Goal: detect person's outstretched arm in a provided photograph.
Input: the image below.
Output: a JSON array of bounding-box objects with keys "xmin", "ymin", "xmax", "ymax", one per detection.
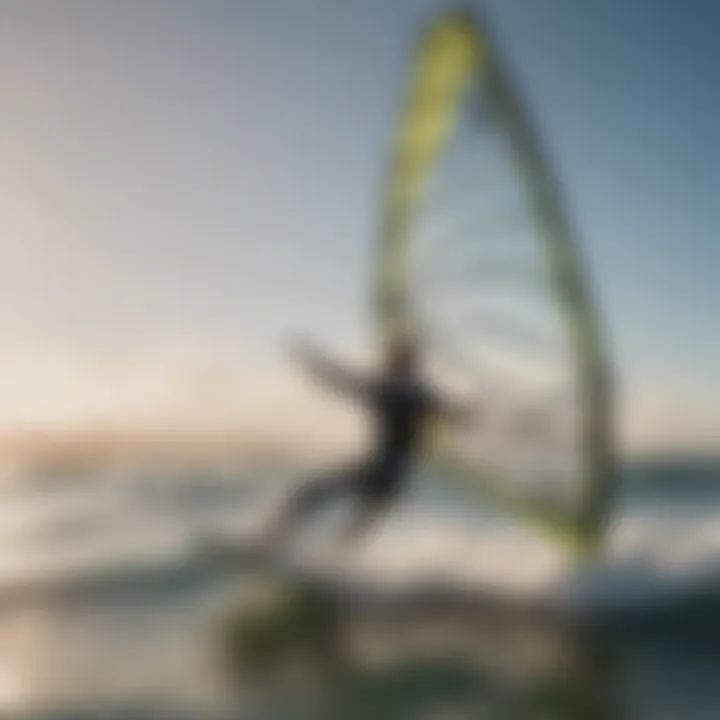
[
  {"xmin": 435, "ymin": 394, "xmax": 484, "ymax": 427},
  {"xmin": 290, "ymin": 339, "xmax": 371, "ymax": 399}
]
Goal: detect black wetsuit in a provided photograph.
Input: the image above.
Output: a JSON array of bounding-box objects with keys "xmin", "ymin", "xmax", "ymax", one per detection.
[
  {"xmin": 288, "ymin": 358, "xmax": 441, "ymax": 520},
  {"xmin": 361, "ymin": 376, "xmax": 438, "ymax": 501}
]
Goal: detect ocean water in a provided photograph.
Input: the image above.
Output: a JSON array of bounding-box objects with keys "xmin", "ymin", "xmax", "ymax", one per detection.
[{"xmin": 0, "ymin": 459, "xmax": 717, "ymax": 718}]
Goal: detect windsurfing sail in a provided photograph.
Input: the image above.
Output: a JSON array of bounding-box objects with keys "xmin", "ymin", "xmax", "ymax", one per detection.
[{"xmin": 376, "ymin": 9, "xmax": 614, "ymax": 553}]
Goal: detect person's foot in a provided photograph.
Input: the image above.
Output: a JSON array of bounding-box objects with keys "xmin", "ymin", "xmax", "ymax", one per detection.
[
  {"xmin": 192, "ymin": 528, "xmax": 238, "ymax": 559},
  {"xmin": 258, "ymin": 511, "xmax": 291, "ymax": 554}
]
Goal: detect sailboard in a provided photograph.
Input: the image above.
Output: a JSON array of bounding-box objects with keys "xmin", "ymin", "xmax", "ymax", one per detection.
[{"xmin": 376, "ymin": 8, "xmax": 615, "ymax": 554}]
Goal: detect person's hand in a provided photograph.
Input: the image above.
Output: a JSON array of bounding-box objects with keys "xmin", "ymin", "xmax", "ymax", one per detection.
[
  {"xmin": 442, "ymin": 395, "xmax": 483, "ymax": 427},
  {"xmin": 458, "ymin": 400, "xmax": 483, "ymax": 426},
  {"xmin": 288, "ymin": 337, "xmax": 327, "ymax": 375},
  {"xmin": 288, "ymin": 336, "xmax": 315, "ymax": 360}
]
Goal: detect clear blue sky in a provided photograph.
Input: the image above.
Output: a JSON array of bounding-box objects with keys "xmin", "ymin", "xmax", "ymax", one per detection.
[{"xmin": 0, "ymin": 0, "xmax": 717, "ymax": 449}]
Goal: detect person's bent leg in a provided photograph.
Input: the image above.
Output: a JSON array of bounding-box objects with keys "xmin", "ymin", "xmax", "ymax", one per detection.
[
  {"xmin": 339, "ymin": 486, "xmax": 395, "ymax": 547},
  {"xmin": 338, "ymin": 461, "xmax": 402, "ymax": 545},
  {"xmin": 263, "ymin": 466, "xmax": 358, "ymax": 547}
]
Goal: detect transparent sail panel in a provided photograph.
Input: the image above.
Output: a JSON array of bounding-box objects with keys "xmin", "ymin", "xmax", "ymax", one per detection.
[{"xmin": 408, "ymin": 75, "xmax": 586, "ymax": 526}]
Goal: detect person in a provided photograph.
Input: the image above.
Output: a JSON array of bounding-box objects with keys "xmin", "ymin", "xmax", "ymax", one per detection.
[{"xmin": 264, "ymin": 333, "xmax": 477, "ymax": 547}]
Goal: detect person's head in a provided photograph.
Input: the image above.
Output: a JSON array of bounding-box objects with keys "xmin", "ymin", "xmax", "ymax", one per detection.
[{"xmin": 386, "ymin": 333, "xmax": 419, "ymax": 375}]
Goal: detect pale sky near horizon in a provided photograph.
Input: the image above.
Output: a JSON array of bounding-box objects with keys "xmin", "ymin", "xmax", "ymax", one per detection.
[{"xmin": 0, "ymin": 0, "xmax": 717, "ymax": 454}]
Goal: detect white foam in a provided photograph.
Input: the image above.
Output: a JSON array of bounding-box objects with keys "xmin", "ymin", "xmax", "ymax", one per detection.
[{"xmin": 0, "ymin": 468, "xmax": 718, "ymax": 613}]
